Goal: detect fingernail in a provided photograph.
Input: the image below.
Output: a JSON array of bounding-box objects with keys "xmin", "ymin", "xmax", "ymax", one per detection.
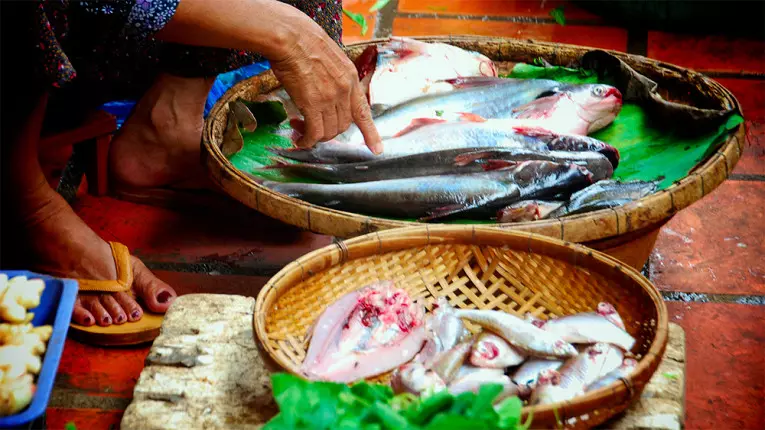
[
  {"xmin": 157, "ymin": 291, "xmax": 173, "ymax": 304},
  {"xmin": 131, "ymin": 310, "xmax": 141, "ymax": 319}
]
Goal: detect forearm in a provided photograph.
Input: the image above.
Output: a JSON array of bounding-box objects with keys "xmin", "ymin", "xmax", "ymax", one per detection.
[{"xmin": 155, "ymin": 0, "xmax": 301, "ymax": 61}]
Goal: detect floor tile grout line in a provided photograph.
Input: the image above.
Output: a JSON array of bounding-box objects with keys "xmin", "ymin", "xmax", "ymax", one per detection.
[
  {"xmin": 661, "ymin": 291, "xmax": 765, "ymax": 306},
  {"xmin": 729, "ymin": 173, "xmax": 765, "ymax": 182},
  {"xmin": 373, "ymin": 0, "xmax": 399, "ymax": 39},
  {"xmin": 394, "ymin": 11, "xmax": 605, "ymax": 27}
]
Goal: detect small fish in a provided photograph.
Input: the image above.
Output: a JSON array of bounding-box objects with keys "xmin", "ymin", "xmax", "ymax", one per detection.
[
  {"xmin": 511, "ymin": 358, "xmax": 564, "ymax": 389},
  {"xmin": 523, "ymin": 313, "xmax": 547, "ymax": 328},
  {"xmin": 597, "ymin": 302, "xmax": 626, "ymax": 330},
  {"xmin": 391, "ymin": 361, "xmax": 446, "ymax": 395},
  {"xmin": 549, "ymin": 180, "xmax": 659, "ymax": 217},
  {"xmin": 531, "ymin": 343, "xmax": 624, "ymax": 405},
  {"xmin": 511, "ymin": 83, "xmax": 622, "ymax": 135},
  {"xmin": 448, "ymin": 368, "xmax": 525, "ymax": 402},
  {"xmin": 417, "ymin": 297, "xmax": 470, "ymax": 367},
  {"xmin": 511, "ymin": 126, "xmax": 620, "ymax": 169},
  {"xmin": 432, "ymin": 338, "xmax": 475, "ymax": 384},
  {"xmin": 454, "ymin": 309, "xmax": 577, "ymax": 358},
  {"xmin": 455, "ymin": 364, "xmax": 505, "ymax": 381},
  {"xmin": 496, "ymin": 200, "xmax": 566, "ymax": 223},
  {"xmin": 470, "ymin": 332, "xmax": 526, "ymax": 369},
  {"xmin": 541, "ymin": 311, "xmax": 636, "ymax": 351},
  {"xmin": 369, "ymin": 37, "xmax": 498, "ymax": 111},
  {"xmin": 301, "ymin": 281, "xmax": 427, "ymax": 383},
  {"xmin": 586, "ymin": 358, "xmax": 638, "ymax": 392}
]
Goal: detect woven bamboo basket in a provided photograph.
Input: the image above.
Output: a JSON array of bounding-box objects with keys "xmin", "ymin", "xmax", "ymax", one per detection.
[
  {"xmin": 254, "ymin": 225, "xmax": 668, "ymax": 429},
  {"xmin": 202, "ymin": 36, "xmax": 745, "ymax": 270}
]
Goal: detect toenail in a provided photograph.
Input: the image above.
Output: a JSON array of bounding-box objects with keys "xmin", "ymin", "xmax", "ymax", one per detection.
[
  {"xmin": 157, "ymin": 291, "xmax": 172, "ymax": 304},
  {"xmin": 104, "ymin": 316, "xmax": 112, "ymax": 325},
  {"xmin": 116, "ymin": 314, "xmax": 126, "ymax": 323},
  {"xmin": 131, "ymin": 310, "xmax": 141, "ymax": 319},
  {"xmin": 84, "ymin": 317, "xmax": 93, "ymax": 325}
]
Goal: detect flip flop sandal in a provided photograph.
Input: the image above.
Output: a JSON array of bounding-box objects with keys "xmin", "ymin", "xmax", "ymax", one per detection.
[{"xmin": 68, "ymin": 242, "xmax": 165, "ymax": 346}]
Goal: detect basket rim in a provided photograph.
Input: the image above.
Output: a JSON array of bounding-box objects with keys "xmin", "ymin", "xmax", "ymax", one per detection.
[
  {"xmin": 253, "ymin": 224, "xmax": 669, "ymax": 424},
  {"xmin": 202, "ymin": 35, "xmax": 744, "ymax": 241}
]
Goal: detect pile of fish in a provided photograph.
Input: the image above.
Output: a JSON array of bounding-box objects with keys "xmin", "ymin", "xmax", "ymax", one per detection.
[
  {"xmin": 300, "ymin": 281, "xmax": 639, "ymax": 408},
  {"xmin": 254, "ymin": 37, "xmax": 657, "ymax": 222}
]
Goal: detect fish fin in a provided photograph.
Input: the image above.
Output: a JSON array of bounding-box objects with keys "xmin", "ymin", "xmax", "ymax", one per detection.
[
  {"xmin": 511, "ymin": 125, "xmax": 559, "ymax": 139},
  {"xmin": 480, "ymin": 159, "xmax": 519, "ymax": 172},
  {"xmin": 453, "ymin": 150, "xmax": 499, "ymax": 166},
  {"xmin": 259, "ymin": 156, "xmax": 294, "ymax": 169},
  {"xmin": 437, "ymin": 76, "xmax": 507, "ymax": 89},
  {"xmin": 419, "ymin": 203, "xmax": 481, "ymax": 222},
  {"xmin": 392, "ymin": 118, "xmax": 448, "ymax": 137},
  {"xmin": 456, "ymin": 112, "xmax": 488, "ymax": 122},
  {"xmin": 511, "ymin": 93, "xmax": 566, "ymax": 119},
  {"xmin": 266, "ymin": 147, "xmax": 323, "ymax": 163}
]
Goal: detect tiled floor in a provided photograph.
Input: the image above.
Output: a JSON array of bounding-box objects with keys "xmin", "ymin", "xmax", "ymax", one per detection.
[{"xmin": 45, "ymin": 1, "xmax": 764, "ymax": 429}]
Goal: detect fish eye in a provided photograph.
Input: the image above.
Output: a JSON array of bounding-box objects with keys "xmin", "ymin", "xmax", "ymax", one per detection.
[{"xmin": 592, "ymin": 86, "xmax": 606, "ymax": 97}]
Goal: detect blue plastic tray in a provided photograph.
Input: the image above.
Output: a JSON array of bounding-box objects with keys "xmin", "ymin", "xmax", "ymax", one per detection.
[{"xmin": 0, "ymin": 271, "xmax": 78, "ymax": 428}]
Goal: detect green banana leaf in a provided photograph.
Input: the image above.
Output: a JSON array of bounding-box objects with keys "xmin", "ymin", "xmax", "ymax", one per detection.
[{"xmin": 227, "ymin": 63, "xmax": 743, "ymax": 223}]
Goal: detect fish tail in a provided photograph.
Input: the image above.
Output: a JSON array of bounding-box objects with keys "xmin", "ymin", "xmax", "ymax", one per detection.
[
  {"xmin": 512, "ymin": 125, "xmax": 558, "ymax": 139},
  {"xmin": 266, "ymin": 147, "xmax": 323, "ymax": 163}
]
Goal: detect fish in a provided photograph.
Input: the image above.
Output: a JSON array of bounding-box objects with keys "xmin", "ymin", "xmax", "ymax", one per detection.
[
  {"xmin": 263, "ymin": 160, "xmax": 594, "ymax": 221},
  {"xmin": 448, "ymin": 367, "xmax": 525, "ymax": 402},
  {"xmin": 511, "ymin": 83, "xmax": 622, "ymax": 135},
  {"xmin": 470, "ymin": 332, "xmax": 526, "ymax": 369},
  {"xmin": 391, "ymin": 361, "xmax": 447, "ymax": 395},
  {"xmin": 597, "ymin": 302, "xmax": 626, "ymax": 330},
  {"xmin": 511, "ymin": 358, "xmax": 564, "ymax": 390},
  {"xmin": 455, "ymin": 364, "xmax": 505, "ymax": 380},
  {"xmin": 267, "ymin": 145, "xmax": 613, "ymax": 184},
  {"xmin": 454, "ymin": 309, "xmax": 578, "ymax": 358},
  {"xmin": 531, "ymin": 343, "xmax": 624, "ymax": 405},
  {"xmin": 331, "ymin": 77, "xmax": 565, "ymax": 145},
  {"xmin": 301, "ymin": 281, "xmax": 427, "ymax": 383},
  {"xmin": 368, "ymin": 37, "xmax": 498, "ymax": 111},
  {"xmin": 416, "ymin": 297, "xmax": 470, "ymax": 367},
  {"xmin": 432, "ymin": 338, "xmax": 476, "ymax": 383},
  {"xmin": 496, "ymin": 200, "xmax": 566, "ymax": 223},
  {"xmin": 510, "ymin": 126, "xmax": 621, "ymax": 169},
  {"xmin": 549, "ymin": 180, "xmax": 659, "ymax": 218},
  {"xmin": 540, "ymin": 311, "xmax": 636, "ymax": 351},
  {"xmin": 585, "ymin": 357, "xmax": 638, "ymax": 392}
]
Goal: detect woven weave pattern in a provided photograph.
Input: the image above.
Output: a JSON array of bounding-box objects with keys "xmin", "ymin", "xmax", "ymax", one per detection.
[{"xmin": 264, "ymin": 243, "xmax": 657, "ymax": 380}]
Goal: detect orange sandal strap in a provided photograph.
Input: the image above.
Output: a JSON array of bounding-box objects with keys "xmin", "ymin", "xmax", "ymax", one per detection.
[{"xmin": 76, "ymin": 242, "xmax": 133, "ymax": 293}]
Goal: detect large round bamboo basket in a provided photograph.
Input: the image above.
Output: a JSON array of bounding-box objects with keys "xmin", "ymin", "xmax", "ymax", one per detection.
[
  {"xmin": 202, "ymin": 36, "xmax": 745, "ymax": 270},
  {"xmin": 254, "ymin": 225, "xmax": 668, "ymax": 429}
]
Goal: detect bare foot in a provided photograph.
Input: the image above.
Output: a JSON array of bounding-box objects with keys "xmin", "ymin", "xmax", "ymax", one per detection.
[
  {"xmin": 109, "ymin": 73, "xmax": 217, "ymax": 190},
  {"xmin": 18, "ymin": 187, "xmax": 176, "ymax": 327}
]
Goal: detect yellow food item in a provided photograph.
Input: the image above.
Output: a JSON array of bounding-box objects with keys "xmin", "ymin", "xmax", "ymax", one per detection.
[
  {"xmin": 0, "ymin": 345, "xmax": 42, "ymax": 380},
  {"xmin": 0, "ymin": 324, "xmax": 53, "ymax": 356},
  {"xmin": 0, "ymin": 374, "xmax": 35, "ymax": 416},
  {"xmin": 0, "ymin": 276, "xmax": 45, "ymax": 323}
]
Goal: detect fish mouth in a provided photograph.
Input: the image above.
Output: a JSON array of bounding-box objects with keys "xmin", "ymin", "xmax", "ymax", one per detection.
[{"xmin": 604, "ymin": 87, "xmax": 623, "ymax": 102}]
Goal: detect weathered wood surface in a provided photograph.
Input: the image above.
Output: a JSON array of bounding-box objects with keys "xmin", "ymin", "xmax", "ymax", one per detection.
[{"xmin": 120, "ymin": 294, "xmax": 685, "ymax": 430}]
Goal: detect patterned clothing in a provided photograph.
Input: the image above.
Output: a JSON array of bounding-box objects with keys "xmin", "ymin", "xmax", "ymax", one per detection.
[{"xmin": 0, "ymin": 0, "xmax": 343, "ymax": 133}]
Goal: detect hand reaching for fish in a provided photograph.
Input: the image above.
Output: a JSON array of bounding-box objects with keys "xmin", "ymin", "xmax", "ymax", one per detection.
[{"xmin": 268, "ymin": 11, "xmax": 381, "ymax": 153}]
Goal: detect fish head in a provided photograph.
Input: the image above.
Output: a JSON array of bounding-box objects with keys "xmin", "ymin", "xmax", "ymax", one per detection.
[
  {"xmin": 497, "ymin": 202, "xmax": 541, "ymax": 223},
  {"xmin": 537, "ymin": 369, "xmax": 562, "ymax": 387},
  {"xmin": 564, "ymin": 84, "xmax": 623, "ymax": 133},
  {"xmin": 597, "ymin": 302, "xmax": 618, "ymax": 316},
  {"xmin": 470, "ymin": 337, "xmax": 502, "ymax": 366},
  {"xmin": 550, "ymin": 135, "xmax": 621, "ymax": 169},
  {"xmin": 554, "ymin": 339, "xmax": 580, "ymax": 357}
]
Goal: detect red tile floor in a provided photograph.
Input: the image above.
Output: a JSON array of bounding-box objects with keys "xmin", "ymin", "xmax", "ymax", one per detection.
[{"xmin": 38, "ymin": 1, "xmax": 765, "ymax": 429}]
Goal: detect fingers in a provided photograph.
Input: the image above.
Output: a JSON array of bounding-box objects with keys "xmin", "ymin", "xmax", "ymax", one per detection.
[
  {"xmin": 131, "ymin": 257, "xmax": 177, "ymax": 313},
  {"xmin": 350, "ymin": 84, "xmax": 382, "ymax": 154},
  {"xmin": 336, "ymin": 98, "xmax": 353, "ymax": 137},
  {"xmin": 80, "ymin": 295, "xmax": 112, "ymax": 326},
  {"xmin": 321, "ymin": 109, "xmax": 339, "ymax": 141},
  {"xmin": 100, "ymin": 294, "xmax": 127, "ymax": 325},
  {"xmin": 114, "ymin": 292, "xmax": 143, "ymax": 322},
  {"xmin": 72, "ymin": 297, "xmax": 95, "ymax": 326},
  {"xmin": 295, "ymin": 114, "xmax": 323, "ymax": 148}
]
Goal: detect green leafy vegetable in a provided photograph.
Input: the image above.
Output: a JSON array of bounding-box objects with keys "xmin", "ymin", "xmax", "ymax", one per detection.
[
  {"xmin": 263, "ymin": 373, "xmax": 529, "ymax": 429},
  {"xmin": 64, "ymin": 423, "xmax": 77, "ymax": 430},
  {"xmin": 549, "ymin": 6, "xmax": 566, "ymax": 26},
  {"xmin": 343, "ymin": 9, "xmax": 369, "ymax": 35},
  {"xmin": 369, "ymin": 0, "xmax": 392, "ymax": 13}
]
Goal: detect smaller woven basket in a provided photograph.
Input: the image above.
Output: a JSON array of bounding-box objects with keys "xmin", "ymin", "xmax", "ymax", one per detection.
[{"xmin": 254, "ymin": 226, "xmax": 668, "ymax": 429}]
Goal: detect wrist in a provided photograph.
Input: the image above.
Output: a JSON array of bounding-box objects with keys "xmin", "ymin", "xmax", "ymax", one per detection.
[{"xmin": 248, "ymin": 0, "xmax": 302, "ymax": 61}]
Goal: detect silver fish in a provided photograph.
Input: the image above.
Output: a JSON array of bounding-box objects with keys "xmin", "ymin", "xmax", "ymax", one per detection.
[
  {"xmin": 334, "ymin": 77, "xmax": 564, "ymax": 145},
  {"xmin": 417, "ymin": 297, "xmax": 470, "ymax": 367},
  {"xmin": 448, "ymin": 368, "xmax": 524, "ymax": 402},
  {"xmin": 531, "ymin": 343, "xmax": 624, "ymax": 405},
  {"xmin": 263, "ymin": 161, "xmax": 593, "ymax": 221},
  {"xmin": 541, "ymin": 312, "xmax": 636, "ymax": 351},
  {"xmin": 454, "ymin": 309, "xmax": 578, "ymax": 358},
  {"xmin": 549, "ymin": 180, "xmax": 659, "ymax": 217},
  {"xmin": 391, "ymin": 361, "xmax": 446, "ymax": 395},
  {"xmin": 470, "ymin": 332, "xmax": 526, "ymax": 369},
  {"xmin": 511, "ymin": 358, "xmax": 564, "ymax": 389},
  {"xmin": 496, "ymin": 200, "xmax": 566, "ymax": 223},
  {"xmin": 432, "ymin": 338, "xmax": 475, "ymax": 384},
  {"xmin": 597, "ymin": 302, "xmax": 626, "ymax": 330},
  {"xmin": 585, "ymin": 357, "xmax": 638, "ymax": 392}
]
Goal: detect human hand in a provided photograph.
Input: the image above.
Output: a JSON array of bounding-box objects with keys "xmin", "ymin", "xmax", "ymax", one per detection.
[{"xmin": 269, "ymin": 15, "xmax": 382, "ymax": 153}]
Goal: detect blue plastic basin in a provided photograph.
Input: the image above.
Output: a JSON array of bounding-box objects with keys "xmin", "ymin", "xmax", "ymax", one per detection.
[{"xmin": 0, "ymin": 271, "xmax": 78, "ymax": 428}]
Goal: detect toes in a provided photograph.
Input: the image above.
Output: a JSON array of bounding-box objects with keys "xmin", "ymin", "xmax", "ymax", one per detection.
[
  {"xmin": 131, "ymin": 257, "xmax": 177, "ymax": 313},
  {"xmin": 80, "ymin": 295, "xmax": 113, "ymax": 326},
  {"xmin": 114, "ymin": 292, "xmax": 143, "ymax": 322},
  {"xmin": 73, "ymin": 298, "xmax": 96, "ymax": 326},
  {"xmin": 100, "ymin": 294, "xmax": 128, "ymax": 325}
]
